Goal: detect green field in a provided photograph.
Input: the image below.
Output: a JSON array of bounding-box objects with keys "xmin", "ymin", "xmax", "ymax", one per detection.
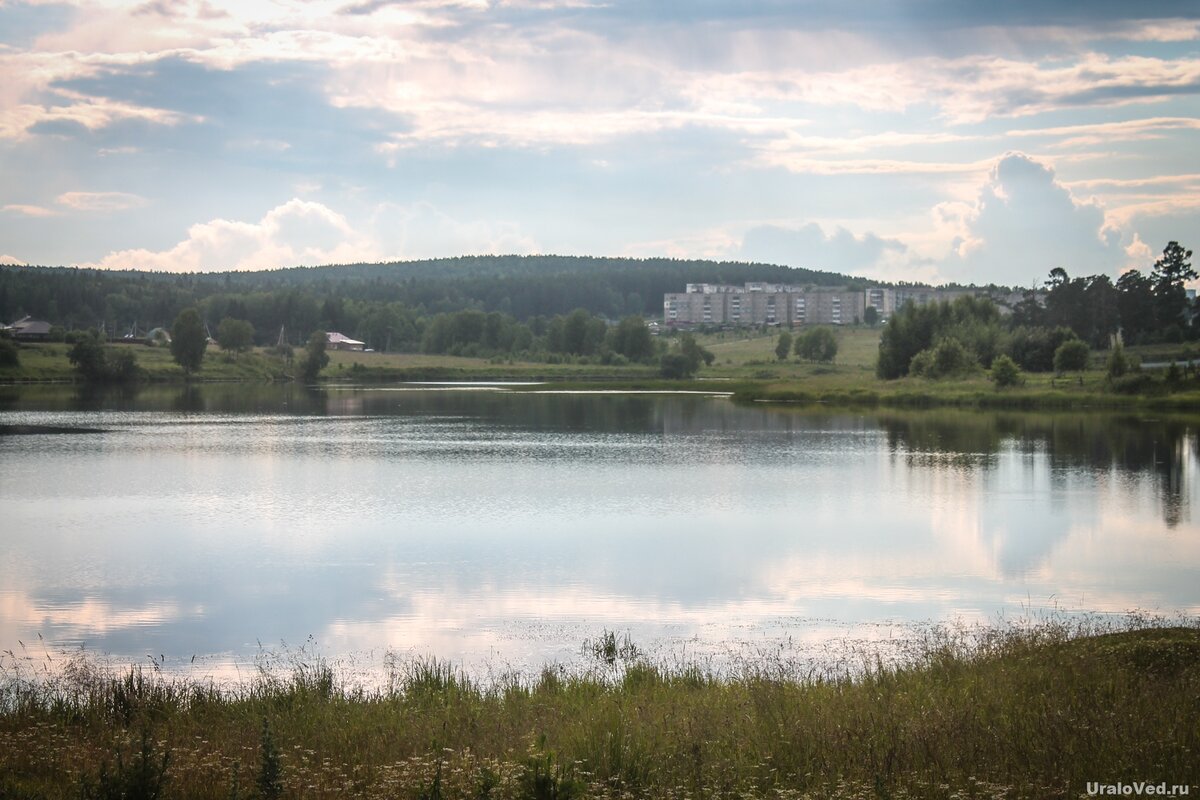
[{"xmin": 1, "ymin": 620, "xmax": 1197, "ymax": 799}]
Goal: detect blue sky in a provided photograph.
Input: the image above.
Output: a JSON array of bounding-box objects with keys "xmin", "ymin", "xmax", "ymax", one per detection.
[{"xmin": 1, "ymin": 0, "xmax": 1198, "ymax": 288}]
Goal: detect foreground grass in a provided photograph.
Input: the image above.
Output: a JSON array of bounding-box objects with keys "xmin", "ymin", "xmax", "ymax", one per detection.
[{"xmin": 2, "ymin": 621, "xmax": 1198, "ymax": 799}]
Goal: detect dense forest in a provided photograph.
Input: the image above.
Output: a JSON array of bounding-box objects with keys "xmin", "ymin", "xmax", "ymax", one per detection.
[{"xmin": 0, "ymin": 255, "xmax": 859, "ymax": 351}]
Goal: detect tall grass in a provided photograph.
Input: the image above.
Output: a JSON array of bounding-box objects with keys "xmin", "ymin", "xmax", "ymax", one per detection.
[{"xmin": 2, "ymin": 617, "xmax": 1198, "ymax": 799}]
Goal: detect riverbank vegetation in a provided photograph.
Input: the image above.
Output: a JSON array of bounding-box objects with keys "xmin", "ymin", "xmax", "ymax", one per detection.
[{"xmin": 1, "ymin": 619, "xmax": 1196, "ymax": 799}]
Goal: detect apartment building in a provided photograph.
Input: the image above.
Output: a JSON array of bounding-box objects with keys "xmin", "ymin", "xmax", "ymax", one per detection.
[{"xmin": 665, "ymin": 283, "xmax": 967, "ymax": 327}]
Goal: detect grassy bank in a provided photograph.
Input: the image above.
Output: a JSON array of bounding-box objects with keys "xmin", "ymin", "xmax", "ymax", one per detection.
[
  {"xmin": 4, "ymin": 331, "xmax": 1200, "ymax": 413},
  {"xmin": 0, "ymin": 342, "xmax": 291, "ymax": 383},
  {"xmin": 2, "ymin": 621, "xmax": 1198, "ymax": 799}
]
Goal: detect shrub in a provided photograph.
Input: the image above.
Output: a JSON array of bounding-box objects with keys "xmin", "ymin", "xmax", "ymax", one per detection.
[
  {"xmin": 0, "ymin": 337, "xmax": 18, "ymax": 368},
  {"xmin": 1165, "ymin": 361, "xmax": 1183, "ymax": 388},
  {"xmin": 990, "ymin": 354, "xmax": 1022, "ymax": 388},
  {"xmin": 1053, "ymin": 339, "xmax": 1090, "ymax": 374},
  {"xmin": 1111, "ymin": 372, "xmax": 1153, "ymax": 394},
  {"xmin": 795, "ymin": 327, "xmax": 838, "ymax": 362},
  {"xmin": 908, "ymin": 348, "xmax": 934, "ymax": 378},
  {"xmin": 932, "ymin": 337, "xmax": 975, "ymax": 376},
  {"xmin": 659, "ymin": 352, "xmax": 694, "ymax": 379},
  {"xmin": 1106, "ymin": 342, "xmax": 1131, "ymax": 379}
]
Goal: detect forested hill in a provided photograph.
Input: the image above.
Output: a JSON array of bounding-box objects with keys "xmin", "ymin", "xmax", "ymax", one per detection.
[{"xmin": 0, "ymin": 255, "xmax": 863, "ymax": 334}]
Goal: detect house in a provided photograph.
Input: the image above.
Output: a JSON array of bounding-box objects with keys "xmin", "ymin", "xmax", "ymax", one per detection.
[
  {"xmin": 4, "ymin": 316, "xmax": 53, "ymax": 341},
  {"xmin": 325, "ymin": 331, "xmax": 365, "ymax": 351}
]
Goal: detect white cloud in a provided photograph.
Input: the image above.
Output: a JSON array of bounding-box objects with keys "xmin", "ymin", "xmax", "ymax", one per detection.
[
  {"xmin": 938, "ymin": 153, "xmax": 1127, "ymax": 286},
  {"xmin": 89, "ymin": 199, "xmax": 371, "ymax": 271},
  {"xmin": 739, "ymin": 222, "xmax": 906, "ymax": 273},
  {"xmin": 83, "ymin": 198, "xmax": 538, "ymax": 271},
  {"xmin": 56, "ymin": 191, "xmax": 146, "ymax": 211},
  {"xmin": 2, "ymin": 204, "xmax": 57, "ymax": 217}
]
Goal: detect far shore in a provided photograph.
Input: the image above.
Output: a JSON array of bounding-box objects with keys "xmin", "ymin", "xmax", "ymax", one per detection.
[{"xmin": 4, "ymin": 328, "xmax": 1200, "ymax": 413}]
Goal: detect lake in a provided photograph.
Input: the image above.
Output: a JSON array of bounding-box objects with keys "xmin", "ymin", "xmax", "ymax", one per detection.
[{"xmin": 1, "ymin": 384, "xmax": 1197, "ymax": 680}]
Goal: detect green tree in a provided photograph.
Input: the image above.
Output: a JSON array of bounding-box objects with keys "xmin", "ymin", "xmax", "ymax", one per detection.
[
  {"xmin": 796, "ymin": 327, "xmax": 837, "ymax": 362},
  {"xmin": 216, "ymin": 317, "xmax": 254, "ymax": 358},
  {"xmin": 1053, "ymin": 339, "xmax": 1090, "ymax": 374},
  {"xmin": 863, "ymin": 306, "xmax": 879, "ymax": 326},
  {"xmin": 1151, "ymin": 241, "xmax": 1196, "ymax": 329},
  {"xmin": 990, "ymin": 354, "xmax": 1022, "ymax": 388},
  {"xmin": 610, "ymin": 316, "xmax": 654, "ymax": 362},
  {"xmin": 774, "ymin": 330, "xmax": 793, "ymax": 361},
  {"xmin": 299, "ymin": 330, "xmax": 329, "ymax": 383},
  {"xmin": 68, "ymin": 332, "xmax": 110, "ymax": 382},
  {"xmin": 67, "ymin": 329, "xmax": 140, "ymax": 383},
  {"xmin": 170, "ymin": 308, "xmax": 207, "ymax": 376},
  {"xmin": 679, "ymin": 333, "xmax": 714, "ymax": 369},
  {"xmin": 660, "ymin": 333, "xmax": 712, "ymax": 378}
]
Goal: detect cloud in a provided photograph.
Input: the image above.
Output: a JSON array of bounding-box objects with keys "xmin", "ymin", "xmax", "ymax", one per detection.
[
  {"xmin": 1006, "ymin": 116, "xmax": 1200, "ymax": 147},
  {"xmin": 0, "ymin": 254, "xmax": 26, "ymax": 266},
  {"xmin": 56, "ymin": 191, "xmax": 145, "ymax": 211},
  {"xmin": 84, "ymin": 198, "xmax": 538, "ymax": 271},
  {"xmin": 89, "ymin": 199, "xmax": 371, "ymax": 271},
  {"xmin": 738, "ymin": 222, "xmax": 906, "ymax": 273},
  {"xmin": 2, "ymin": 203, "xmax": 56, "ymax": 217},
  {"xmin": 938, "ymin": 153, "xmax": 1126, "ymax": 286}
]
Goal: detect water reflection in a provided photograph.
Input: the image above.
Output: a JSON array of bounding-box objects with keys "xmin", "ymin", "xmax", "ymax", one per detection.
[
  {"xmin": 0, "ymin": 386, "xmax": 1197, "ymax": 676},
  {"xmin": 874, "ymin": 410, "xmax": 1194, "ymax": 529}
]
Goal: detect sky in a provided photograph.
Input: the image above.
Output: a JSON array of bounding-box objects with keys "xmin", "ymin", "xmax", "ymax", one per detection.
[{"xmin": 0, "ymin": 0, "xmax": 1198, "ymax": 288}]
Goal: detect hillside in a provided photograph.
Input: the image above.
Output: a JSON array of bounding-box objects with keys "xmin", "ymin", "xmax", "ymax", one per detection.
[{"xmin": 0, "ymin": 255, "xmax": 863, "ymax": 335}]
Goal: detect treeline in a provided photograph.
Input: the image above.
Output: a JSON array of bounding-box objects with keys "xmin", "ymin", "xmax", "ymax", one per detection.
[
  {"xmin": 420, "ymin": 309, "xmax": 657, "ymax": 365},
  {"xmin": 0, "ymin": 255, "xmax": 857, "ymax": 348},
  {"xmin": 878, "ymin": 242, "xmax": 1197, "ymax": 379}
]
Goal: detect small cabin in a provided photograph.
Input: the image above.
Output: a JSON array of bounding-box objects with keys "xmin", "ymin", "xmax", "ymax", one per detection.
[{"xmin": 325, "ymin": 332, "xmax": 365, "ymax": 352}]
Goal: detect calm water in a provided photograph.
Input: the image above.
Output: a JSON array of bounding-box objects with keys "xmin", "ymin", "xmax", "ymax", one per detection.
[{"xmin": 1, "ymin": 384, "xmax": 1197, "ymax": 678}]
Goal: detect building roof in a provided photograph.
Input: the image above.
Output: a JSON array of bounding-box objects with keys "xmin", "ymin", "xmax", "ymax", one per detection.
[
  {"xmin": 325, "ymin": 331, "xmax": 365, "ymax": 346},
  {"xmin": 8, "ymin": 316, "xmax": 52, "ymax": 335}
]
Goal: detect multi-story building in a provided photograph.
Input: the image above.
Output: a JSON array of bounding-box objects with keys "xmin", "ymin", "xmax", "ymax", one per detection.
[{"xmin": 664, "ymin": 283, "xmax": 970, "ymax": 328}]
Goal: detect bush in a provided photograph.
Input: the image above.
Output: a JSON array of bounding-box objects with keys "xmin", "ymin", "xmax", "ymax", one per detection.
[
  {"xmin": 1053, "ymin": 339, "xmax": 1090, "ymax": 374},
  {"xmin": 990, "ymin": 354, "xmax": 1022, "ymax": 388},
  {"xmin": 1111, "ymin": 372, "xmax": 1153, "ymax": 394},
  {"xmin": 908, "ymin": 348, "xmax": 934, "ymax": 378},
  {"xmin": 659, "ymin": 353, "xmax": 694, "ymax": 379},
  {"xmin": 1165, "ymin": 362, "xmax": 1184, "ymax": 389},
  {"xmin": 0, "ymin": 337, "xmax": 18, "ymax": 368},
  {"xmin": 1007, "ymin": 326, "xmax": 1078, "ymax": 372},
  {"xmin": 932, "ymin": 337, "xmax": 975, "ymax": 376},
  {"xmin": 1106, "ymin": 342, "xmax": 1131, "ymax": 379},
  {"xmin": 795, "ymin": 327, "xmax": 838, "ymax": 362}
]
